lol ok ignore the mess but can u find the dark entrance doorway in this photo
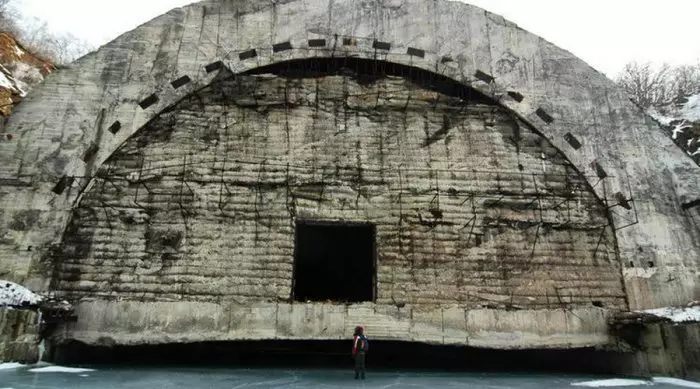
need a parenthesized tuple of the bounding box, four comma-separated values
(293, 221, 375, 303)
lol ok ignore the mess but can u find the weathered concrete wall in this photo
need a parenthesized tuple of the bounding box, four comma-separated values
(0, 0, 697, 310)
(39, 72, 624, 349)
(51, 73, 625, 311)
(50, 301, 612, 350)
(0, 308, 40, 363)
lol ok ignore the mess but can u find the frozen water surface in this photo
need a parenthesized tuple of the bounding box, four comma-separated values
(2, 365, 700, 389)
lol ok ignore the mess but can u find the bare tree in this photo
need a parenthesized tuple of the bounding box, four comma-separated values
(616, 62, 674, 109)
(0, 1, 92, 64)
(617, 61, 700, 110)
(0, 0, 19, 34)
(670, 64, 700, 102)
(50, 33, 92, 64)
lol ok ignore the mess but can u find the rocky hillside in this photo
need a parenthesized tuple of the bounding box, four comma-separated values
(648, 94, 700, 165)
(0, 32, 53, 128)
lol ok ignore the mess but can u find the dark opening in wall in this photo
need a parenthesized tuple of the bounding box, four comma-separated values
(171, 75, 192, 88)
(293, 221, 375, 303)
(52, 175, 74, 195)
(308, 39, 326, 47)
(107, 121, 121, 134)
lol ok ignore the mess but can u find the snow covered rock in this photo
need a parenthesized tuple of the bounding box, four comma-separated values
(647, 93, 700, 165)
(0, 280, 42, 308)
(638, 306, 700, 324)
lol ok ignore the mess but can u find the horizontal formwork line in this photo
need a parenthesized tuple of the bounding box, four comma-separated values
(378, 270, 622, 278)
(56, 263, 293, 272)
(377, 284, 625, 293)
(377, 259, 620, 268)
(54, 272, 622, 286)
(378, 274, 624, 283)
(85, 187, 598, 202)
(57, 278, 291, 286)
(377, 291, 628, 299)
(94, 155, 611, 180)
(378, 251, 619, 259)
(54, 278, 293, 286)
(85, 188, 602, 205)
(54, 289, 288, 299)
(379, 271, 624, 281)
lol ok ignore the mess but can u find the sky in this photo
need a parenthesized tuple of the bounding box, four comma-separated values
(14, 0, 700, 77)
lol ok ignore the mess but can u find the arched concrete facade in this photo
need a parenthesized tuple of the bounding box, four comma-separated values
(1, 0, 699, 351)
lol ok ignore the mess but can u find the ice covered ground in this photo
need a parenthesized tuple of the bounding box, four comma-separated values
(2, 364, 700, 389)
(573, 378, 700, 387)
(572, 378, 651, 387)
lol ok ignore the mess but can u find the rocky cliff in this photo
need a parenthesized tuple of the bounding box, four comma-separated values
(0, 32, 53, 126)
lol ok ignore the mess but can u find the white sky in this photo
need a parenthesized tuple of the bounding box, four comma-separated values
(15, 0, 700, 77)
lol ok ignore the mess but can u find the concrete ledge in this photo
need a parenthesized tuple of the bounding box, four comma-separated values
(54, 300, 613, 350)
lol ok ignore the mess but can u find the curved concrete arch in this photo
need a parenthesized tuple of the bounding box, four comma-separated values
(47, 56, 627, 351)
(0, 0, 699, 313)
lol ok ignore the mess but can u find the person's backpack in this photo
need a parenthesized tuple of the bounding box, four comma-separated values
(361, 336, 369, 352)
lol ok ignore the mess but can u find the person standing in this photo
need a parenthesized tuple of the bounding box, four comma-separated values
(352, 326, 369, 379)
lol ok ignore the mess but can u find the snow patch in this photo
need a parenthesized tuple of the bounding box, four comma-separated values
(646, 94, 700, 164)
(639, 306, 700, 323)
(678, 94, 700, 122)
(653, 377, 700, 388)
(0, 71, 14, 90)
(8, 62, 44, 88)
(0, 280, 42, 307)
(672, 124, 687, 140)
(572, 378, 651, 387)
(0, 362, 23, 370)
(28, 366, 95, 373)
(0, 62, 43, 99)
(648, 107, 674, 126)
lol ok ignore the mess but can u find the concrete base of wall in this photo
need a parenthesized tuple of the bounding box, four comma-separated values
(4, 300, 698, 379)
(47, 301, 613, 350)
(0, 308, 40, 363)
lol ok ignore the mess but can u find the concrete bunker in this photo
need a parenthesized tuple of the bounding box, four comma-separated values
(3, 0, 700, 376)
(39, 54, 628, 364)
